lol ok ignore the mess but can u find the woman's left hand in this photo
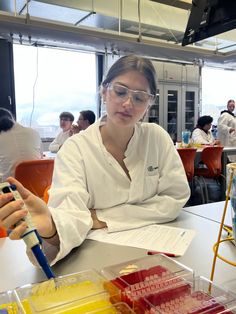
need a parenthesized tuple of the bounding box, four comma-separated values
(90, 209, 107, 229)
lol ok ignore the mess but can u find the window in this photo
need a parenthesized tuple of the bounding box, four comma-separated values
(202, 67, 236, 124)
(14, 45, 97, 138)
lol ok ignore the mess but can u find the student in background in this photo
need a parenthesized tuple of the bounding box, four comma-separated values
(218, 99, 236, 161)
(0, 55, 190, 265)
(70, 110, 96, 135)
(49, 112, 74, 153)
(191, 115, 220, 145)
(0, 108, 42, 181)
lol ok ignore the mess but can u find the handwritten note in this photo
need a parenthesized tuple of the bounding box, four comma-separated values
(87, 224, 195, 256)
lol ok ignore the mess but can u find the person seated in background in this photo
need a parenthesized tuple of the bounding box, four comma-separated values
(70, 110, 96, 135)
(0, 108, 42, 181)
(0, 55, 190, 266)
(49, 112, 74, 153)
(191, 115, 220, 145)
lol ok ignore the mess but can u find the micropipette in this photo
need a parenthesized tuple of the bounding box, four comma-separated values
(0, 182, 55, 279)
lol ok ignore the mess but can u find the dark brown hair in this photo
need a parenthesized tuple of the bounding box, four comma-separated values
(80, 110, 96, 125)
(59, 112, 74, 122)
(0, 108, 15, 132)
(102, 55, 157, 96)
(227, 99, 235, 105)
(196, 115, 213, 128)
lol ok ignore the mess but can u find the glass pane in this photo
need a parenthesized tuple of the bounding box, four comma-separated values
(167, 90, 177, 142)
(13, 45, 97, 139)
(148, 90, 159, 124)
(185, 91, 195, 131)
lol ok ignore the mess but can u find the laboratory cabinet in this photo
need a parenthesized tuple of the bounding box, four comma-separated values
(147, 61, 200, 142)
(147, 84, 198, 142)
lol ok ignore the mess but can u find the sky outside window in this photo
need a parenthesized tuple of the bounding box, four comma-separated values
(14, 45, 97, 138)
(202, 67, 236, 124)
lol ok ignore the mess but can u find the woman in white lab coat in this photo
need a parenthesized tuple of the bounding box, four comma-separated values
(191, 115, 219, 145)
(0, 55, 190, 265)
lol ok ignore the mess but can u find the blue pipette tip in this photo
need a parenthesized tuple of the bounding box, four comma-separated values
(31, 244, 55, 279)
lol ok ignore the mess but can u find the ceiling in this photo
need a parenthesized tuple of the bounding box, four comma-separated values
(1, 0, 236, 68)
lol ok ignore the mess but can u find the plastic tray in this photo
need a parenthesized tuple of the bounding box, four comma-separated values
(138, 276, 236, 314)
(0, 290, 25, 314)
(101, 255, 194, 309)
(15, 269, 118, 313)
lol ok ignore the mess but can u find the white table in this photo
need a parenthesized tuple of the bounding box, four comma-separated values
(1, 208, 236, 294)
(222, 147, 236, 176)
(183, 201, 232, 225)
(43, 151, 57, 159)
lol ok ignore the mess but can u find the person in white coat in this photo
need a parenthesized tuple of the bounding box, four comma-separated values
(217, 99, 236, 161)
(191, 115, 220, 145)
(49, 112, 74, 153)
(70, 110, 96, 135)
(0, 108, 42, 181)
(0, 55, 190, 265)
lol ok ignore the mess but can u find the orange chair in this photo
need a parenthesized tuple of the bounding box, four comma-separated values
(194, 146, 223, 203)
(177, 148, 197, 205)
(43, 185, 51, 204)
(195, 146, 223, 178)
(0, 226, 7, 238)
(14, 159, 54, 199)
(177, 148, 197, 182)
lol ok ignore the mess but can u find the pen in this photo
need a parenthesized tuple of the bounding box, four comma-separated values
(147, 251, 177, 257)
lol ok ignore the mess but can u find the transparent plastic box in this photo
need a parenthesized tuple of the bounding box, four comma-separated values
(138, 276, 236, 314)
(102, 255, 194, 280)
(87, 302, 135, 313)
(15, 269, 119, 313)
(0, 290, 25, 314)
(101, 255, 194, 310)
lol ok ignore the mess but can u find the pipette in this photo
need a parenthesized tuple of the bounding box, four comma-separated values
(0, 182, 55, 279)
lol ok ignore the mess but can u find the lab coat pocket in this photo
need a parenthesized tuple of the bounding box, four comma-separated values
(143, 172, 159, 200)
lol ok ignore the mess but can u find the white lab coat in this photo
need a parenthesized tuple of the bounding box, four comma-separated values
(49, 129, 71, 153)
(191, 128, 214, 144)
(46, 117, 190, 264)
(0, 123, 42, 181)
(218, 111, 236, 161)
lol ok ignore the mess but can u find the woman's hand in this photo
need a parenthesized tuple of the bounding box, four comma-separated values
(90, 209, 107, 229)
(0, 177, 56, 240)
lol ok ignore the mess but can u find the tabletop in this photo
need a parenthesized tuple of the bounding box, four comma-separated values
(1, 208, 236, 294)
